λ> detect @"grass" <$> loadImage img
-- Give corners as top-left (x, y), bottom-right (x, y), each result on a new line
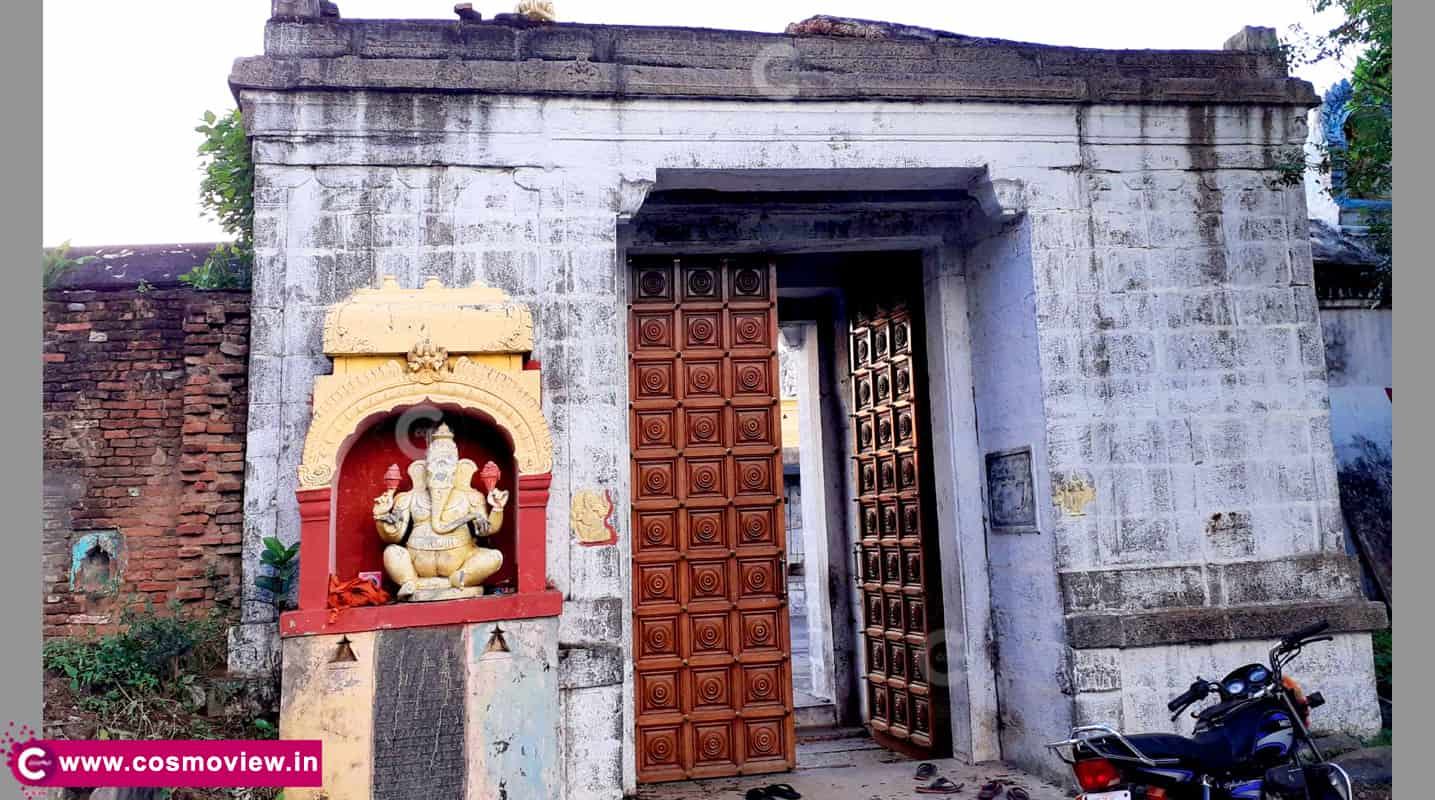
top-left (43, 598), bottom-right (281, 799)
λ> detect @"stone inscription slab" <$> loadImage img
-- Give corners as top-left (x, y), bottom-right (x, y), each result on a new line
top-left (372, 626), bottom-right (467, 800)
top-left (986, 447), bottom-right (1038, 533)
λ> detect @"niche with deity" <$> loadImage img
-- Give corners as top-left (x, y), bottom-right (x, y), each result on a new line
top-left (337, 411), bottom-right (517, 601)
top-left (281, 277), bottom-right (560, 638)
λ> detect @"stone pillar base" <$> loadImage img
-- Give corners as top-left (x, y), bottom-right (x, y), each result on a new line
top-left (280, 618), bottom-right (558, 800)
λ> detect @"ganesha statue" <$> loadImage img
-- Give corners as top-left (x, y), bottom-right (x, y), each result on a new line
top-left (372, 420), bottom-right (510, 602)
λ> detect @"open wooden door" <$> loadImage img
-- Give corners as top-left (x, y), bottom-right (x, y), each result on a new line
top-left (848, 277), bottom-right (952, 759)
top-left (629, 256), bottom-right (796, 783)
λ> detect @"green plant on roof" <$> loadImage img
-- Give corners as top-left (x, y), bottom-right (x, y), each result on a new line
top-left (186, 109), bottom-right (255, 290)
top-left (43, 240), bottom-right (99, 290)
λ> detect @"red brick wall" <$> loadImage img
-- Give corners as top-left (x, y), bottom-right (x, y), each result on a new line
top-left (42, 289), bottom-right (249, 638)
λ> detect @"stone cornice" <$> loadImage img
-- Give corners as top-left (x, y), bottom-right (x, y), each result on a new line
top-left (231, 20), bottom-right (1319, 107)
top-left (1066, 599), bottom-right (1389, 650)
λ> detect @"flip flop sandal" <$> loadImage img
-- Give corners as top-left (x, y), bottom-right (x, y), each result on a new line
top-left (745, 789), bottom-right (769, 800)
top-left (765, 785), bottom-right (802, 799)
top-left (1007, 789), bottom-right (1030, 800)
top-left (977, 782), bottom-right (1004, 800)
top-left (916, 778), bottom-right (964, 795)
top-left (915, 763), bottom-right (938, 781)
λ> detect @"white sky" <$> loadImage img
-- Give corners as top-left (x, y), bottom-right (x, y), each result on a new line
top-left (42, 1), bottom-right (1355, 247)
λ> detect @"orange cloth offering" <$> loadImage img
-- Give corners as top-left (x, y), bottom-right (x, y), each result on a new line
top-left (326, 574), bottom-right (392, 620)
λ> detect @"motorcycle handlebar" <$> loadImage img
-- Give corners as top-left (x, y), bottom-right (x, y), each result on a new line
top-left (1167, 680), bottom-right (1210, 712)
top-left (1280, 620), bottom-right (1331, 649)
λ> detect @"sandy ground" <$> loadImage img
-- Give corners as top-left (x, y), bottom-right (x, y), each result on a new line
top-left (635, 732), bottom-right (1073, 800)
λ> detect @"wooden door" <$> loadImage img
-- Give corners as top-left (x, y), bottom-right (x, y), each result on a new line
top-left (849, 285), bottom-right (952, 758)
top-left (629, 256), bottom-right (795, 783)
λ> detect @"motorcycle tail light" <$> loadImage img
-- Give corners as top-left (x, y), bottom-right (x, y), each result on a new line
top-left (1146, 788), bottom-right (1169, 800)
top-left (1073, 758), bottom-right (1122, 792)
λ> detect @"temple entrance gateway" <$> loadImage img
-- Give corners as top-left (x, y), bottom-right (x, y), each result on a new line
top-left (628, 257), bottom-right (796, 783)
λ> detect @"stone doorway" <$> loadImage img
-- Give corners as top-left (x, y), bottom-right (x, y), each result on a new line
top-left (625, 251), bottom-right (960, 785)
top-left (772, 255), bottom-right (953, 762)
top-left (623, 168), bottom-right (1013, 781)
top-left (775, 321), bottom-right (841, 732)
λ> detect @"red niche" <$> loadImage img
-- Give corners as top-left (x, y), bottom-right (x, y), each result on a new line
top-left (284, 406), bottom-right (559, 638)
top-left (333, 413), bottom-right (518, 592)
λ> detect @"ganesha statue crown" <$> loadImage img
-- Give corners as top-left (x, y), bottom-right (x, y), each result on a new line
top-left (372, 419), bottom-right (511, 602)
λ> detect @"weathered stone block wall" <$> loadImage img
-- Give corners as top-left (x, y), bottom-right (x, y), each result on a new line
top-left (237, 159), bottom-right (631, 794)
top-left (1032, 106), bottom-right (1385, 743)
top-left (43, 289), bottom-right (249, 637)
top-left (235, 87), bottom-right (1381, 792)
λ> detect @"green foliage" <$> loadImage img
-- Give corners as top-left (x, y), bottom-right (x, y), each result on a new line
top-left (1363, 621), bottom-right (1392, 747)
top-left (180, 243), bottom-right (250, 291)
top-left (255, 536), bottom-right (300, 610)
top-left (1270, 146), bottom-right (1313, 189)
top-left (43, 240), bottom-right (98, 290)
top-left (1372, 626), bottom-right (1391, 698)
top-left (42, 600), bottom-right (227, 694)
top-left (1286, 0), bottom-right (1392, 303)
top-left (189, 109), bottom-right (254, 290)
top-left (252, 717), bottom-right (279, 739)
top-left (43, 600), bottom-right (285, 797)
top-left (1326, 1), bottom-right (1391, 295)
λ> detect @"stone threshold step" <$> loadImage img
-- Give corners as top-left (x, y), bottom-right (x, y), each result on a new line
top-left (797, 724), bottom-right (868, 743)
top-left (795, 703), bottom-right (838, 729)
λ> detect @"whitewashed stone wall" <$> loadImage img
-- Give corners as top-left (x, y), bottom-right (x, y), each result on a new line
top-left (1321, 307), bottom-right (1392, 463)
top-left (241, 158), bottom-right (634, 796)
top-left (235, 91), bottom-right (1380, 795)
top-left (1071, 633), bottom-right (1379, 737)
top-left (963, 217), bottom-right (1071, 774)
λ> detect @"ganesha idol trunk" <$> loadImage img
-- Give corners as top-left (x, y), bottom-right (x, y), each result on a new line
top-left (277, 277), bottom-right (563, 800)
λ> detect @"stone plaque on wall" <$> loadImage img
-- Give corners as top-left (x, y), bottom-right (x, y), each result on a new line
top-left (372, 626), bottom-right (467, 800)
top-left (985, 447), bottom-right (1038, 534)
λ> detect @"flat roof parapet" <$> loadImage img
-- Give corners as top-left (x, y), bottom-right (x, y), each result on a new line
top-left (231, 18), bottom-right (1318, 106)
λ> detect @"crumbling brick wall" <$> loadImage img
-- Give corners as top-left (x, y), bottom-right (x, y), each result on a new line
top-left (42, 289), bottom-right (250, 638)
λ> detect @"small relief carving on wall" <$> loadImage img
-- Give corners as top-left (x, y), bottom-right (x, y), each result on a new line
top-left (985, 447), bottom-right (1038, 534)
top-left (405, 337), bottom-right (449, 384)
top-left (1052, 471), bottom-right (1098, 517)
top-left (571, 488), bottom-right (618, 546)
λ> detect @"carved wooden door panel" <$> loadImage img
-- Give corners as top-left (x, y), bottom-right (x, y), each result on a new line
top-left (629, 256), bottom-right (795, 783)
top-left (850, 290), bottom-right (951, 759)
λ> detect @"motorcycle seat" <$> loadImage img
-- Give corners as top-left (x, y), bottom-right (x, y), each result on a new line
top-left (1082, 731), bottom-right (1240, 773)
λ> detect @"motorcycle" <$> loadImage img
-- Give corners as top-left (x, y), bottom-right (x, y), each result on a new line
top-left (1046, 620), bottom-right (1357, 800)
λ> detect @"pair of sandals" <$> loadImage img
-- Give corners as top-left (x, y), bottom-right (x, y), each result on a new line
top-left (976, 778), bottom-right (1030, 800)
top-left (913, 763), bottom-right (961, 795)
top-left (744, 784), bottom-right (801, 800)
top-left (913, 764), bottom-right (1030, 799)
